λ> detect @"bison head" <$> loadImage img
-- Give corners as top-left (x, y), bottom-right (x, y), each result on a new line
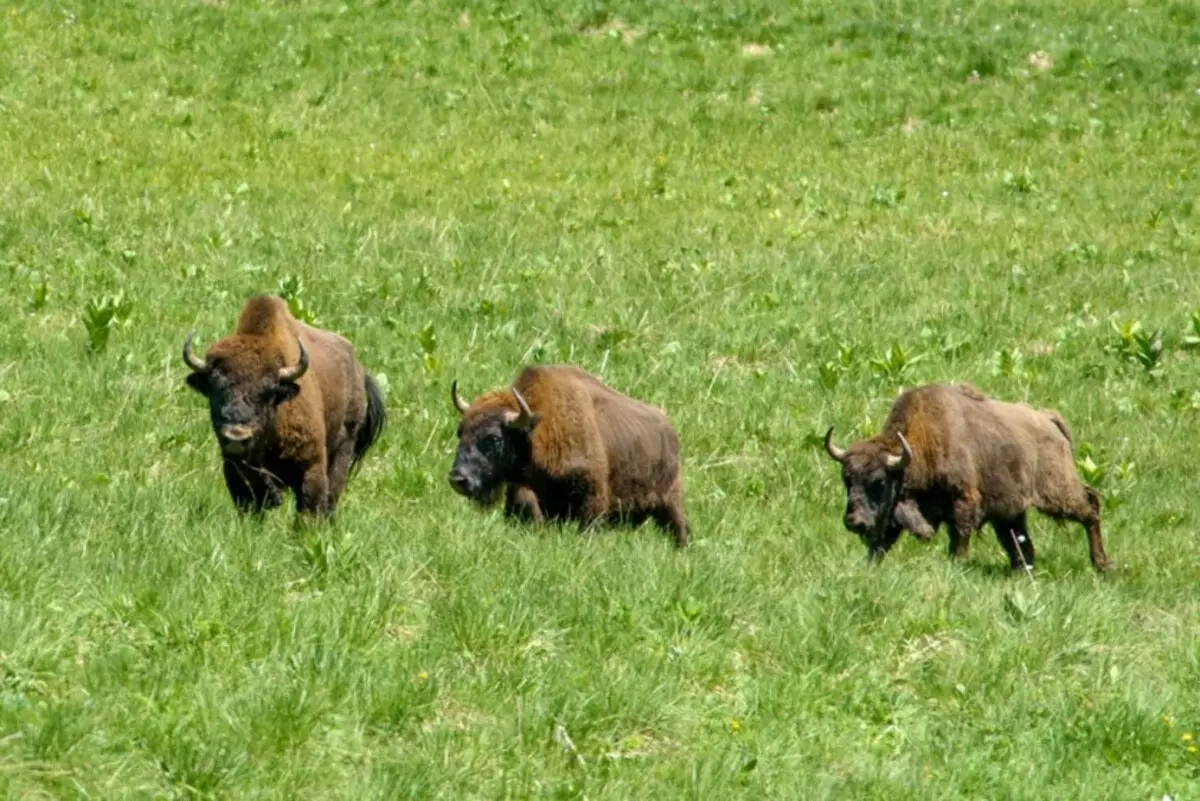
top-left (183, 331), bottom-right (309, 458)
top-left (823, 427), bottom-right (913, 556)
top-left (447, 381), bottom-right (541, 505)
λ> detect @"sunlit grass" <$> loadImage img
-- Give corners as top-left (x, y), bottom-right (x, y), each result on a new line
top-left (1, 1), bottom-right (1199, 797)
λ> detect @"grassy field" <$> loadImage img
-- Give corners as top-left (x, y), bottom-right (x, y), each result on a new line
top-left (1, 0), bottom-right (1199, 797)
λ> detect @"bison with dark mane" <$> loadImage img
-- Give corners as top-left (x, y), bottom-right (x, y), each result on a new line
top-left (823, 383), bottom-right (1111, 572)
top-left (447, 365), bottom-right (690, 547)
top-left (183, 295), bottom-right (385, 517)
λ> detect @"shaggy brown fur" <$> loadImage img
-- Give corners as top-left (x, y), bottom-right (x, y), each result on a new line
top-left (824, 383), bottom-right (1111, 572)
top-left (183, 295), bottom-right (385, 517)
top-left (448, 365), bottom-right (689, 546)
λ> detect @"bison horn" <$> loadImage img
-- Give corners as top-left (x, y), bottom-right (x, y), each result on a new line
top-left (823, 426), bottom-right (847, 463)
top-left (183, 330), bottom-right (209, 373)
top-left (886, 432), bottom-right (914, 472)
top-left (510, 387), bottom-right (537, 430)
top-left (451, 380), bottom-right (469, 415)
top-left (277, 337), bottom-right (310, 382)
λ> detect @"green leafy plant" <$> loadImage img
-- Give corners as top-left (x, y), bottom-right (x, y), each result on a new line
top-left (818, 343), bottom-right (855, 390)
top-left (416, 323), bottom-right (439, 373)
top-left (1002, 168), bottom-right (1038, 194)
top-left (869, 185), bottom-right (905, 207)
top-left (870, 342), bottom-right (923, 380)
top-left (29, 281), bottom-right (48, 311)
top-left (1109, 319), bottom-right (1163, 375)
top-left (1181, 309), bottom-right (1200, 349)
top-left (278, 275), bottom-right (318, 324)
top-left (1075, 443), bottom-right (1135, 511)
top-left (82, 292), bottom-right (133, 355)
top-left (993, 347), bottom-right (1023, 378)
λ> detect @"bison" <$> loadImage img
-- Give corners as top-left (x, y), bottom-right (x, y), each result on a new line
top-left (823, 383), bottom-right (1112, 573)
top-left (183, 295), bottom-right (385, 517)
top-left (447, 365), bottom-right (690, 547)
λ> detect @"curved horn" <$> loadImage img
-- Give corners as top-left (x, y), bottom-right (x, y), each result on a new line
top-left (277, 337), bottom-right (310, 382)
top-left (183, 330), bottom-right (208, 373)
top-left (886, 432), bottom-right (913, 472)
top-left (451, 380), bottom-right (469, 415)
top-left (511, 387), bottom-right (535, 428)
top-left (823, 426), bottom-right (847, 463)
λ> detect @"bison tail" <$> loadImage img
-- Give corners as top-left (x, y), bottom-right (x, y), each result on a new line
top-left (1045, 410), bottom-right (1073, 445)
top-left (352, 373), bottom-right (387, 471)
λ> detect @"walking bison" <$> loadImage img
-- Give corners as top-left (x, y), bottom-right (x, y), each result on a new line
top-left (823, 383), bottom-right (1112, 572)
top-left (183, 295), bottom-right (385, 517)
top-left (447, 365), bottom-right (690, 547)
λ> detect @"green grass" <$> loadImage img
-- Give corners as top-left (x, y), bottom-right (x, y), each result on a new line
top-left (2, 0), bottom-right (1200, 797)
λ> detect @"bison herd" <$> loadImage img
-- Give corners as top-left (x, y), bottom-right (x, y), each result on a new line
top-left (183, 294), bottom-right (1113, 574)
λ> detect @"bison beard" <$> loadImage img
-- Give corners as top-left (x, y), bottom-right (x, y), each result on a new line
top-left (447, 365), bottom-right (690, 547)
top-left (823, 383), bottom-right (1112, 573)
top-left (183, 295), bottom-right (385, 519)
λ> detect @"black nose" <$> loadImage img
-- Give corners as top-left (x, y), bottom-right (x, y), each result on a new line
top-left (448, 470), bottom-right (471, 495)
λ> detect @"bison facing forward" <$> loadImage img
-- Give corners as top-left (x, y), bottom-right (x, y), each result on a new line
top-left (823, 383), bottom-right (1112, 572)
top-left (183, 295), bottom-right (385, 517)
top-left (447, 365), bottom-right (690, 547)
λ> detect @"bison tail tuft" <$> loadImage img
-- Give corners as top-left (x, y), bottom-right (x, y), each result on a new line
top-left (352, 373), bottom-right (387, 471)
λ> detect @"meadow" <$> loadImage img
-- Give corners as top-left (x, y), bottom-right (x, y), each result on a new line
top-left (1, 0), bottom-right (1199, 797)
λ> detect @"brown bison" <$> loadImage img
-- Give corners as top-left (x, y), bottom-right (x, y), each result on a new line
top-left (447, 365), bottom-right (690, 547)
top-left (183, 295), bottom-right (385, 517)
top-left (823, 383), bottom-right (1112, 572)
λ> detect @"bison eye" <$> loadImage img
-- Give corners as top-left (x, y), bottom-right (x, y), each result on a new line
top-left (478, 433), bottom-right (502, 456)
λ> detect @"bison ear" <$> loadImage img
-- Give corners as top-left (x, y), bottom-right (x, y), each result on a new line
top-left (273, 382), bottom-right (301, 405)
top-left (185, 371), bottom-right (211, 396)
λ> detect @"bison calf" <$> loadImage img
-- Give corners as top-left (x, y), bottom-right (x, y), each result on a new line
top-left (447, 365), bottom-right (690, 546)
top-left (823, 383), bottom-right (1111, 573)
top-left (183, 295), bottom-right (385, 517)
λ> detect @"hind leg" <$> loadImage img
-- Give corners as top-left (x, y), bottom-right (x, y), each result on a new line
top-left (1039, 486), bottom-right (1112, 572)
top-left (1081, 488), bottom-right (1112, 572)
top-left (652, 499), bottom-right (690, 548)
top-left (992, 513), bottom-right (1035, 573)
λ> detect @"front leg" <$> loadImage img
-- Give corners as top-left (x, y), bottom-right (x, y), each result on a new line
top-left (892, 499), bottom-right (936, 540)
top-left (504, 485), bottom-right (545, 523)
top-left (223, 460), bottom-right (283, 515)
top-left (294, 461), bottom-right (331, 518)
top-left (324, 439), bottom-right (358, 514)
top-left (867, 525), bottom-right (903, 564)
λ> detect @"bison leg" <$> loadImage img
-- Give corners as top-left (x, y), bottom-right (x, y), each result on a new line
top-left (504, 485), bottom-right (545, 523)
top-left (893, 499), bottom-right (936, 540)
top-left (867, 525), bottom-right (903, 564)
top-left (294, 462), bottom-right (331, 517)
top-left (1037, 486), bottom-right (1113, 572)
top-left (1082, 488), bottom-right (1113, 572)
top-left (652, 501), bottom-right (690, 548)
top-left (992, 513), bottom-right (1035, 572)
top-left (947, 492), bottom-right (982, 562)
top-left (223, 460), bottom-right (283, 515)
top-left (324, 439), bottom-right (358, 513)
